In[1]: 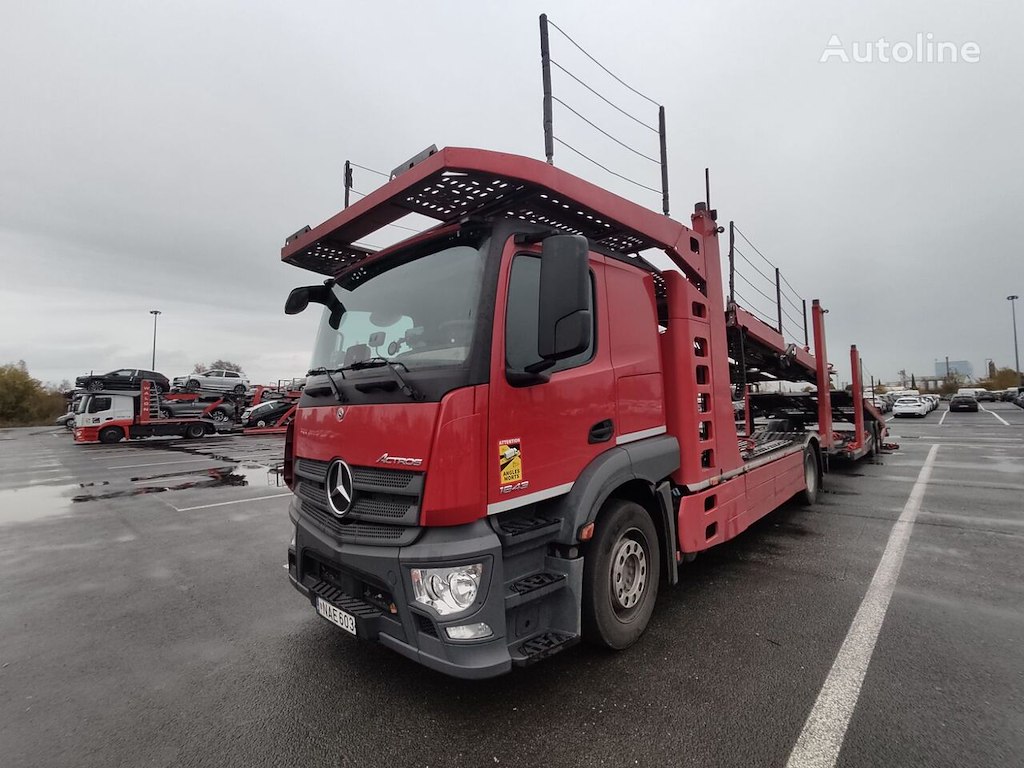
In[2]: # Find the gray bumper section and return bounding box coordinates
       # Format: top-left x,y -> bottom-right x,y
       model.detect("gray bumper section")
289,498 -> 582,679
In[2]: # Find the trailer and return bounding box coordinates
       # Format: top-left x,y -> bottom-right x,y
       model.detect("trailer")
741,345 -> 890,462
73,380 -> 215,444
277,146 -> 873,678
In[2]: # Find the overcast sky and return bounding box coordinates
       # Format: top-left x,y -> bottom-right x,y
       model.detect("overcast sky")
2,0 -> 1021,388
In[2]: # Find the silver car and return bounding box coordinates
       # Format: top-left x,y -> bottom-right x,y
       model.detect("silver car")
173,369 -> 249,393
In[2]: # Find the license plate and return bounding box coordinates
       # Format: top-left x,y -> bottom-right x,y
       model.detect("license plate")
316,597 -> 357,636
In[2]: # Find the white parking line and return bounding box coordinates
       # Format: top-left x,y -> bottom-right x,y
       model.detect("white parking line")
785,443 -> 939,768
937,409 -> 949,426
172,493 -> 291,512
884,416 -> 894,423
979,406 -> 1011,426
107,458 -> 215,469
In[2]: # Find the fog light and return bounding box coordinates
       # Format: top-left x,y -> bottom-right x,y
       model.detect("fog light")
446,622 -> 493,640
410,563 -> 483,615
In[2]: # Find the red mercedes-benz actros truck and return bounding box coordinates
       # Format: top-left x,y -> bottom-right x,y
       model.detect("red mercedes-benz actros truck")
280,147 -> 865,678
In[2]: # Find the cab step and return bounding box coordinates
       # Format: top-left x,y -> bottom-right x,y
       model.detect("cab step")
511,630 -> 579,666
495,516 -> 561,548
505,571 -> 567,610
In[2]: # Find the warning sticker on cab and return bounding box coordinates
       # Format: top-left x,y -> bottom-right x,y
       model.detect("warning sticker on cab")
498,438 -> 523,484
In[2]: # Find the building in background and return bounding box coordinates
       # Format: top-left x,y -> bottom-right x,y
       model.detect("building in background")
934,360 -> 974,379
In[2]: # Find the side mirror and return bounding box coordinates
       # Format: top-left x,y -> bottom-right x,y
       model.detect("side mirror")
536,234 -> 591,365
284,284 -> 336,315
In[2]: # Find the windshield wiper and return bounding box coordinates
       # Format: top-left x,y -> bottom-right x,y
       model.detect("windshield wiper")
306,367 -> 347,402
342,358 -> 425,401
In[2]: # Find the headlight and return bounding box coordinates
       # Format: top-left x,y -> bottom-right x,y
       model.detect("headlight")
410,563 -> 483,615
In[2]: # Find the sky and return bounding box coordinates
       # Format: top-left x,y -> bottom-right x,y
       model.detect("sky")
1,0 -> 1022,389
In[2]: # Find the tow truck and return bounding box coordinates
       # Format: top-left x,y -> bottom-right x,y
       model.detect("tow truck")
73,380 -> 215,444
279,146 -> 879,678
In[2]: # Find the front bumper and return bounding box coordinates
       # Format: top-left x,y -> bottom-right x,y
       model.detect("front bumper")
289,497 -> 512,678
287,496 -> 583,678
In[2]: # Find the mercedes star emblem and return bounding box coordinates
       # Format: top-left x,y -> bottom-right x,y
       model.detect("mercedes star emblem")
325,459 -> 354,517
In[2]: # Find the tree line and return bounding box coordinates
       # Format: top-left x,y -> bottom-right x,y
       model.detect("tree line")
0,362 -> 67,427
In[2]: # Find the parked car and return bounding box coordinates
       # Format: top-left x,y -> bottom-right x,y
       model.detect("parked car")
893,396 -> 929,418
975,389 -> 996,402
75,368 -> 171,393
865,395 -> 887,413
159,397 -> 235,423
240,399 -> 293,428
949,394 -> 979,412
55,412 -> 75,430
1014,392 -> 1024,409
172,369 -> 250,394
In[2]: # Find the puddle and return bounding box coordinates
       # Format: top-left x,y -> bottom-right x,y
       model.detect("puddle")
0,484 -> 77,525
72,462 -> 284,503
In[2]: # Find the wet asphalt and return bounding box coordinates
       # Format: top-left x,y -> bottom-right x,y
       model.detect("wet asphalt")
1,404 -> 1022,768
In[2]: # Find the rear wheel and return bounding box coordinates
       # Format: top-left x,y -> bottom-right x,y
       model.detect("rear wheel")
799,446 -> 820,505
160,408 -> 173,419
98,426 -> 123,444
582,499 -> 661,650
184,423 -> 205,439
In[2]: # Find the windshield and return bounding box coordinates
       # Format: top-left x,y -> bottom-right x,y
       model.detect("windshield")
309,234 -> 488,372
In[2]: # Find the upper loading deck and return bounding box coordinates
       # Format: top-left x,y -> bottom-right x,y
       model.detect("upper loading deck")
281,146 -> 821,386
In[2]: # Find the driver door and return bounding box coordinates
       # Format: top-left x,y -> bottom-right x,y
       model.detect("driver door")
486,243 -> 614,515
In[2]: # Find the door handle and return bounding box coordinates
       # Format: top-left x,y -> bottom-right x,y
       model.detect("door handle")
588,419 -> 614,444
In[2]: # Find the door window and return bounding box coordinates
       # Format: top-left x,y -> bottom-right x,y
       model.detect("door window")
88,396 -> 112,413
505,255 -> 595,376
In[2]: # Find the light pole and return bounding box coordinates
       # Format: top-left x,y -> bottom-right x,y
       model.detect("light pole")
1009,296 -> 1021,387
150,310 -> 162,369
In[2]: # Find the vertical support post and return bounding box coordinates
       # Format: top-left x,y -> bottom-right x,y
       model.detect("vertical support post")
851,345 -> 864,451
812,300 -> 833,451
540,14 -> 554,165
659,107 -> 670,215
343,160 -> 352,209
775,268 -> 783,334
728,221 -> 735,305
704,167 -> 710,210
802,299 -> 809,348
744,384 -> 753,437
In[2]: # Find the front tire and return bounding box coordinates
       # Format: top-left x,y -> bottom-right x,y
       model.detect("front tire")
233,384 -> 246,394
582,499 -> 661,650
184,423 -> 205,439
186,379 -> 201,391
98,426 -> 123,444
87,380 -> 104,392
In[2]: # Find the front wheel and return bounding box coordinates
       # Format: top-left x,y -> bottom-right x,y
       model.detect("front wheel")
582,499 -> 661,650
186,379 -> 201,391
87,380 -> 104,392
98,426 -> 123,444
233,384 -> 246,394
184,423 -> 205,439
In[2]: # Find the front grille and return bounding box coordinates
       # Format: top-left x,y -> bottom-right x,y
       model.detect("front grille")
352,466 -> 416,490
293,457 -> 423,529
301,501 -> 422,546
